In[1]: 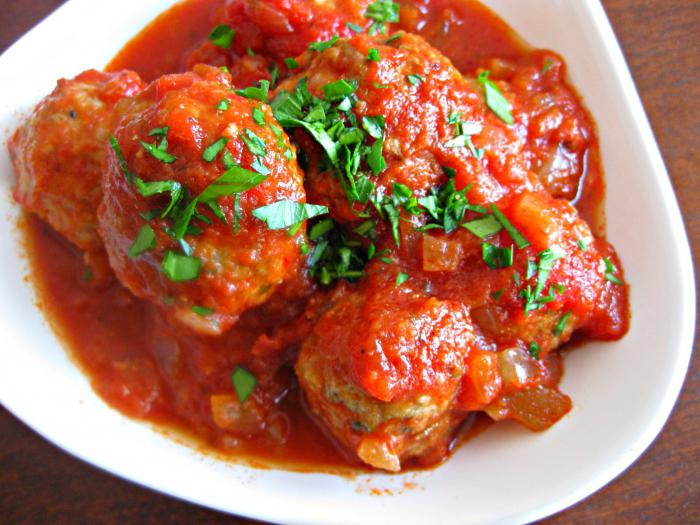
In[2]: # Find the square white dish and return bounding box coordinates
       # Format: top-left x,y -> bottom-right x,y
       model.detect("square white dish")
0,0 -> 695,524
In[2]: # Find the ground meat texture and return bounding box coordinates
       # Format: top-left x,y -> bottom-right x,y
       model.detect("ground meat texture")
99,65 -> 307,336
9,69 -> 145,275
295,271 -> 475,471
274,33 -> 540,225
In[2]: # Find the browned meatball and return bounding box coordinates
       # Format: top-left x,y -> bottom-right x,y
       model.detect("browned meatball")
296,269 -> 475,471
272,32 -> 538,227
99,65 -> 309,335
183,0 -> 376,74
9,69 -> 144,274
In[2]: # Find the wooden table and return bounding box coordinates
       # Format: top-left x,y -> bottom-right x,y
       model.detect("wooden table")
1,1 -> 697,523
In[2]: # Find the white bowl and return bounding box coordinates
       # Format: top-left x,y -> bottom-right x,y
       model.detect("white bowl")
0,1 -> 695,524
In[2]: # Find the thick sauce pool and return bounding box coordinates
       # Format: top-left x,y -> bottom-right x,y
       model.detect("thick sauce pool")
25,0 -> 605,471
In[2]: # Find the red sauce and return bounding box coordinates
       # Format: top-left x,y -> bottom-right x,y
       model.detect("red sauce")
21,0 -> 619,471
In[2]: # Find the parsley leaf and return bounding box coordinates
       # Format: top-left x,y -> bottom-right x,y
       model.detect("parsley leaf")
128,224 -> 156,259
253,200 -> 329,230
364,0 -> 399,35
395,272 -> 409,286
202,137 -> 229,162
407,74 -> 423,85
235,80 -> 270,102
209,25 -> 235,48
140,140 -> 177,164
478,71 -> 514,125
309,35 -> 339,52
604,257 -> 623,285
231,366 -> 257,403
482,242 -> 514,269
490,204 -> 530,248
162,251 -> 201,281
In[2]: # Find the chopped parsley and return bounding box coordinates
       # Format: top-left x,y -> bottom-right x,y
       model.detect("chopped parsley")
284,57 -> 300,69
269,64 -> 280,88
231,366 -> 257,403
364,0 -> 399,35
192,305 -> 214,316
208,24 -> 235,48
407,74 -> 423,85
252,200 -> 328,230
445,111 -> 484,158
309,35 -> 339,52
490,204 -> 530,249
216,99 -> 230,111
128,224 -> 156,259
604,257 -> 623,285
395,272 -> 410,286
140,139 -> 176,164
462,215 -> 502,239
162,251 -> 201,281
202,137 -> 229,162
235,80 -> 270,102
553,311 -> 572,336
520,246 -> 566,313
252,106 -> 266,126
478,71 -> 514,125
307,219 -> 379,285
346,22 -> 364,33
482,242 -> 514,269
367,48 -> 381,62
528,342 -> 541,360
272,77 -> 386,208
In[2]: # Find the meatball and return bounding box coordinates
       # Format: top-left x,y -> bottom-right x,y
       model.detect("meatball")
407,189 -> 628,351
99,65 -> 307,335
184,0 -> 375,72
272,32 -> 537,225
296,270 -> 475,471
9,69 -> 145,274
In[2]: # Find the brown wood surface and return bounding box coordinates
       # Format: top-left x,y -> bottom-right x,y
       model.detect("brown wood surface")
1,0 -> 698,523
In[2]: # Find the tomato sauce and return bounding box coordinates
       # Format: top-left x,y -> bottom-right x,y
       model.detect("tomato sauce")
22,0 -> 613,471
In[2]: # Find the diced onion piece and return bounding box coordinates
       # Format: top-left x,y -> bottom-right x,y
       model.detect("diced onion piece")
422,234 -> 463,272
498,347 -> 538,389
357,437 -> 401,472
210,393 -> 266,434
485,385 -> 572,431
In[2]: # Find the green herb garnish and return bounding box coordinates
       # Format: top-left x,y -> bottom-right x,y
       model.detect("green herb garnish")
553,311 -> 572,336
482,243 -> 514,269
128,224 -> 156,259
253,200 -> 328,230
162,251 -> 201,281
202,137 -> 229,162
209,25 -> 235,48
395,272 -> 409,286
478,71 -> 514,125
604,257 -> 623,285
231,366 -> 257,403
235,80 -> 270,102
309,35 -> 339,52
364,0 -> 399,35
